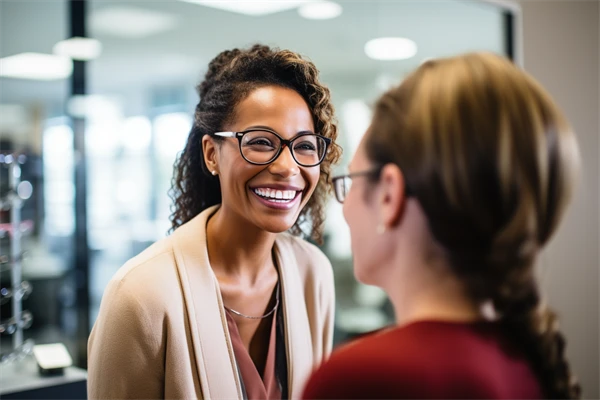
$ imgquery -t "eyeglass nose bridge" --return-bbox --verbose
[267,136,322,167]
[268,140,299,167]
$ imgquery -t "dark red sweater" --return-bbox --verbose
[303,320,542,399]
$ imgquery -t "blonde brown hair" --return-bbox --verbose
[367,53,581,398]
[170,44,341,244]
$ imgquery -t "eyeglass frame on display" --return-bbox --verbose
[0,339,34,365]
[212,128,331,167]
[0,310,33,335]
[0,281,32,305]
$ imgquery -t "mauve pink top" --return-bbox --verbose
[226,310,282,400]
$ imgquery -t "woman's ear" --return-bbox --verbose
[202,135,219,175]
[377,163,409,229]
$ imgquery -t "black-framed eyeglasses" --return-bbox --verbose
[212,128,331,167]
[331,167,382,204]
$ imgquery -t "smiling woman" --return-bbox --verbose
[87,44,341,400]
[201,85,329,234]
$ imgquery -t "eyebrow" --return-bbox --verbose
[244,125,316,136]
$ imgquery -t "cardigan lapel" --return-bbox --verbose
[171,206,243,400]
[274,237,313,399]
[171,205,314,400]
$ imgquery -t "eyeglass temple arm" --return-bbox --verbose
[213,132,237,138]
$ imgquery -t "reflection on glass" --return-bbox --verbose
[154,113,190,158]
[154,112,191,225]
[43,120,75,237]
[121,116,151,154]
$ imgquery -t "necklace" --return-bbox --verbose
[224,282,280,320]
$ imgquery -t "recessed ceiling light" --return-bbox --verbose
[179,0,311,16]
[298,1,342,20]
[53,37,103,61]
[0,53,73,80]
[364,37,418,61]
[91,6,178,39]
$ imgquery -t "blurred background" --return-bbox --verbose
[0,0,597,398]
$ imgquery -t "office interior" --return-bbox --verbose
[0,0,598,398]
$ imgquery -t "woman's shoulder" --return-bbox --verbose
[106,235,180,304]
[304,321,539,399]
[303,325,432,398]
[326,320,508,364]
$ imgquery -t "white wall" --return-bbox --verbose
[516,1,600,398]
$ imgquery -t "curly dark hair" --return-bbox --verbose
[367,53,581,398]
[169,44,341,244]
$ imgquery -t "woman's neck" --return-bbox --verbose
[206,206,277,285]
[385,257,484,327]
[381,202,485,327]
[392,285,483,327]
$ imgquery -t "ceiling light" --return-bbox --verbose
[179,0,311,16]
[53,37,102,61]
[0,53,73,80]
[91,7,178,38]
[364,37,418,61]
[298,1,342,20]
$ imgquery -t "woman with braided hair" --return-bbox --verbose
[303,52,581,399]
[88,44,341,399]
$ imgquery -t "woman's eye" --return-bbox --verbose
[294,141,317,151]
[247,138,274,147]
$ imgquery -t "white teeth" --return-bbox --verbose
[253,188,298,201]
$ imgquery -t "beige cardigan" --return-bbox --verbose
[87,206,335,399]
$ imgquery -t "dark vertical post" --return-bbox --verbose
[69,0,90,368]
[503,11,515,61]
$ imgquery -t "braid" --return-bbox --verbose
[452,201,582,399]
[443,180,582,400]
[442,227,582,399]
[491,272,581,398]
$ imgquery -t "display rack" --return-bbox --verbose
[0,153,34,363]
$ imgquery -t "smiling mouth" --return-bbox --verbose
[252,188,302,204]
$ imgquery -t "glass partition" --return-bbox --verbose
[0,0,514,367]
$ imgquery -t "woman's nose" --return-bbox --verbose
[269,145,300,177]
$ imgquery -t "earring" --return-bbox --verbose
[376,224,386,235]
[211,170,218,176]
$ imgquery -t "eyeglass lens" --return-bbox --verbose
[240,131,326,166]
[334,176,351,203]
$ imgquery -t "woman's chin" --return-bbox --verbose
[353,263,378,287]
[263,221,296,235]
[256,212,302,234]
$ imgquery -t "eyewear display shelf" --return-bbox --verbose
[0,356,87,399]
[0,154,87,399]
